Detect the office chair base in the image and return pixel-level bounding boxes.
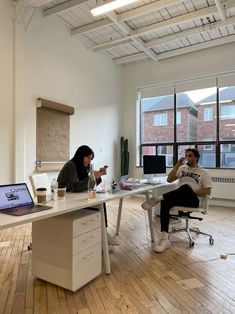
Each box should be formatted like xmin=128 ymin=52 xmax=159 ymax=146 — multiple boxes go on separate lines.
xmin=169 ymin=220 xmax=214 ymax=247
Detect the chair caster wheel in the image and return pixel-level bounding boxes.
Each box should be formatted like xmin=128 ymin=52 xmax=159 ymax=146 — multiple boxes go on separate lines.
xmin=190 ymin=241 xmax=194 ymax=247
xmin=28 ymin=243 xmax=32 ymax=251
xmin=209 ymin=238 xmax=214 ymax=245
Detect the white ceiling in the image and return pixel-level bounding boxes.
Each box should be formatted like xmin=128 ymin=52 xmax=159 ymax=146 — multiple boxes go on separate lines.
xmin=18 ymin=0 xmax=235 ymax=64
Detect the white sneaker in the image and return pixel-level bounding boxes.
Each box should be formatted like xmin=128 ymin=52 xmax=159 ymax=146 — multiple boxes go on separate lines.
xmin=107 ymin=233 xmax=120 ymax=246
xmin=141 ymin=197 xmax=161 ymax=210
xmin=154 ymin=232 xmax=171 ymax=253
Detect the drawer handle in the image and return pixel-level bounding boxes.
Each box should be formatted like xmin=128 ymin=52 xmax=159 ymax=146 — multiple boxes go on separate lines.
xmin=82 ymin=236 xmax=95 ymax=242
xmin=82 ymin=252 xmax=96 ymax=259
xmin=82 ymin=219 xmax=95 ymax=225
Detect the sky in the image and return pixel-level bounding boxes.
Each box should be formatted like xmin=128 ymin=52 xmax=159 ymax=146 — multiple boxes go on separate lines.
xmin=186 ymin=87 xmax=216 ymax=102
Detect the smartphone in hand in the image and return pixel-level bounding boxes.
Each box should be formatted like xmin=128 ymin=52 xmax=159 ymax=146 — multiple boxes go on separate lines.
xmin=100 ymin=165 xmax=108 ymax=174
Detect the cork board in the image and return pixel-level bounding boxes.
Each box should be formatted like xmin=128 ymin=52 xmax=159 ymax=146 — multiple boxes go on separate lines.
xmin=36 ymin=99 xmax=74 ymax=172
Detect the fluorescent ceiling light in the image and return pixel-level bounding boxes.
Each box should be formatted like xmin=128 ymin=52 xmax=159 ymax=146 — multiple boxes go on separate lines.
xmin=90 ymin=0 xmax=139 ymax=16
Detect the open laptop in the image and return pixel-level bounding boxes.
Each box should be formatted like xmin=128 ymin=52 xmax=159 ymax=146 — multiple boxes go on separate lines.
xmin=0 ymin=183 xmax=52 ymax=216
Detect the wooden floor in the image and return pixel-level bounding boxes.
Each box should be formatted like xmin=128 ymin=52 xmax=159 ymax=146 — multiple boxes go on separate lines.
xmin=1 ymin=197 xmax=235 ymax=314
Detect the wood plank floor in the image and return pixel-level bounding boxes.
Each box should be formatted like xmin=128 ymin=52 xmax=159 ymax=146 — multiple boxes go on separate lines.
xmin=0 ymin=197 xmax=235 ymax=314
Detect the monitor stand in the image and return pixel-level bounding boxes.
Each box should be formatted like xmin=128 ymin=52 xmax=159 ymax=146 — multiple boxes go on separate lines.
xmin=143 ymin=174 xmax=166 ymax=184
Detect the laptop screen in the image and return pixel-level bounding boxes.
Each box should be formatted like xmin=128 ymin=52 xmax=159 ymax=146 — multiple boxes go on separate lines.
xmin=0 ymin=183 xmax=34 ymax=210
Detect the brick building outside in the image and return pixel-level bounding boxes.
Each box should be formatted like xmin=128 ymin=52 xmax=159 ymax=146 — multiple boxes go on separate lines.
xmin=141 ymin=86 xmax=235 ymax=167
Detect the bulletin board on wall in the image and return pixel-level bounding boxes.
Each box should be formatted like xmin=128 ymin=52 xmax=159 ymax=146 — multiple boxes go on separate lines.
xmin=36 ymin=98 xmax=74 ymax=172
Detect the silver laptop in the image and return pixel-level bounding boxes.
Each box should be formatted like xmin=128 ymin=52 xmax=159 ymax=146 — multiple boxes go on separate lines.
xmin=0 ymin=183 xmax=52 ymax=216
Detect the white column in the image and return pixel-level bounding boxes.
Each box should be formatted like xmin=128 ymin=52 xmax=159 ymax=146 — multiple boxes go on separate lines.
xmin=13 ymin=4 xmax=27 ymax=182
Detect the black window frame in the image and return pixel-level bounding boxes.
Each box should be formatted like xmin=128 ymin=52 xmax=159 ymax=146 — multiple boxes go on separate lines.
xmin=139 ymin=86 xmax=235 ymax=169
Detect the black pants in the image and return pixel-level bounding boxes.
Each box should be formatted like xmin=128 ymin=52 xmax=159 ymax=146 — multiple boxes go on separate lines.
xmin=160 ymin=184 xmax=199 ymax=233
xmin=88 ymin=203 xmax=108 ymax=227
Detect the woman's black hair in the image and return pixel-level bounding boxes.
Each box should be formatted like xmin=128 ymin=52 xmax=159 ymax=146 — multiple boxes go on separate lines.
xmin=185 ymin=148 xmax=200 ymax=162
xmin=71 ymin=145 xmax=94 ymax=180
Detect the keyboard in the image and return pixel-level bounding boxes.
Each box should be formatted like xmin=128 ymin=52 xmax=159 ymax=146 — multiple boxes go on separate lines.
xmin=0 ymin=204 xmax=52 ymax=216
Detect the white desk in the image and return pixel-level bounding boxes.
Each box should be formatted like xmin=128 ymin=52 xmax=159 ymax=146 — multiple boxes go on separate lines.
xmin=114 ymin=180 xmax=177 ymax=242
xmin=0 ymin=181 xmax=177 ymax=280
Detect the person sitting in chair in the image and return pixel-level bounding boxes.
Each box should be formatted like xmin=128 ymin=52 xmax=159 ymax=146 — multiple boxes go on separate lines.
xmin=57 ymin=145 xmax=119 ymax=247
xmin=141 ymin=148 xmax=212 ymax=253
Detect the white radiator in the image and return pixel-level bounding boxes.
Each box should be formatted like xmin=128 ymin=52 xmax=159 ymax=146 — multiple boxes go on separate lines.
xmin=211 ymin=176 xmax=235 ymax=200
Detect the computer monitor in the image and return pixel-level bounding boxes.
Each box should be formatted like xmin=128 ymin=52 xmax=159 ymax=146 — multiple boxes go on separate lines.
xmin=143 ymin=155 xmax=166 ymax=179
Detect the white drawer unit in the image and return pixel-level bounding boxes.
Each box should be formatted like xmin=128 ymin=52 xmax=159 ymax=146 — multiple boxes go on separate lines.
xmin=32 ymin=209 xmax=101 ymax=291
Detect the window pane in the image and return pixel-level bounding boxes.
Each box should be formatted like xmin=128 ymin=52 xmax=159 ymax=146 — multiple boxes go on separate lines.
xmin=141 ymin=146 xmax=156 ymax=156
xmin=154 ymin=113 xmax=167 ymax=126
xmin=219 ymin=86 xmax=235 ymax=141
xmin=177 ymin=87 xmax=216 ymax=142
xmin=140 ymin=145 xmax=173 ymax=167
xmin=176 ymin=92 xmax=198 ymax=142
xmin=220 ymin=144 xmax=235 ymax=168
xmin=203 ymin=107 xmax=212 ymax=121
xmin=178 ymin=145 xmax=194 ymax=161
xmin=178 ymin=145 xmax=215 ymax=168
xmin=141 ymin=95 xmax=174 ymax=144
xmin=198 ymin=144 xmax=216 ymax=168
xmin=176 ymin=112 xmax=181 ymax=124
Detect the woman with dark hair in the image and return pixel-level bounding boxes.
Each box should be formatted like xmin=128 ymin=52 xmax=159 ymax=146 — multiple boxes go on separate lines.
xmin=57 ymin=145 xmax=119 ymax=246
xmin=57 ymin=145 xmax=106 ymax=192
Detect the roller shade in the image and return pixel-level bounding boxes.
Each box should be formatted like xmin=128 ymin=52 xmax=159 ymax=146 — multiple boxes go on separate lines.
xmin=175 ymin=77 xmax=216 ymax=93
xmin=139 ymin=84 xmax=174 ymax=99
xmin=218 ymin=73 xmax=235 ymax=88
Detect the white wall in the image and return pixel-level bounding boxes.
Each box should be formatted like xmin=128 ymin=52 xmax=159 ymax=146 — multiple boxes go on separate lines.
xmin=122 ymin=44 xmax=235 ymax=205
xmin=0 ymin=3 xmax=122 ymax=185
xmin=0 ymin=0 xmax=14 ymax=184
xmin=122 ymin=43 xmax=235 ymax=176
xmin=25 ymin=10 xmax=122 ymax=183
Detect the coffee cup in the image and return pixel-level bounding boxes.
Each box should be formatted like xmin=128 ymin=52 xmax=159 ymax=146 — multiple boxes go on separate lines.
xmin=36 ymin=188 xmax=47 ymax=203
xmin=57 ymin=187 xmax=66 ymax=200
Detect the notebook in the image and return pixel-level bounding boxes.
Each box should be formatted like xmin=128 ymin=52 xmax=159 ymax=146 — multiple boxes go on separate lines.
xmin=0 ymin=183 xmax=52 ymax=216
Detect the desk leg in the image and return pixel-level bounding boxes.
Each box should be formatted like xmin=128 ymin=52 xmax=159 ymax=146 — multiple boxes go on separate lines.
xmin=100 ymin=204 xmax=111 ymax=274
xmin=115 ymin=198 xmax=123 ymax=236
xmin=145 ymin=191 xmax=155 ymax=243
xmin=148 ymin=208 xmax=155 ymax=242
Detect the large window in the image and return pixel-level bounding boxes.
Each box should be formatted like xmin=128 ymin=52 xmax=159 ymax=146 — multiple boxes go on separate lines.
xmin=139 ymin=85 xmax=235 ymax=169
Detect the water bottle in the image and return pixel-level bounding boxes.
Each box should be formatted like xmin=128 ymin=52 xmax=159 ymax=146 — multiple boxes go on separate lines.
xmin=51 ymin=178 xmax=58 ymax=200
xmin=88 ymin=164 xmax=97 ymax=199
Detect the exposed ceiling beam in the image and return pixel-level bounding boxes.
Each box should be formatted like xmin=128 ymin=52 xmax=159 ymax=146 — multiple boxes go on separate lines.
xmin=92 ymin=5 xmax=218 ymax=51
xmin=114 ymin=52 xmax=147 ymax=64
xmin=157 ymin=34 xmax=235 ymax=60
xmin=114 ymin=33 xmax=235 ymax=64
xmin=144 ymin=15 xmax=235 ymax=49
xmin=71 ymin=18 xmax=113 ymax=36
xmin=44 ymin=0 xmax=87 ymax=17
xmin=118 ymin=0 xmax=185 ymax=22
xmin=105 ymin=11 xmax=158 ymax=62
xmin=71 ymin=0 xmax=185 ymax=36
xmin=18 ymin=0 xmax=52 ymax=8
xmin=133 ymin=37 xmax=159 ymax=62
xmin=134 ymin=6 xmax=217 ymax=38
xmin=214 ymin=0 xmax=226 ymax=20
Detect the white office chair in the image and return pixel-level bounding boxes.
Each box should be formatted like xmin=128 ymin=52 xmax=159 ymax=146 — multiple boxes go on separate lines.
xmin=169 ymin=195 xmax=214 ymax=247
xmin=29 ymin=173 xmax=51 ymax=200
xmin=28 ymin=173 xmax=51 ymax=250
